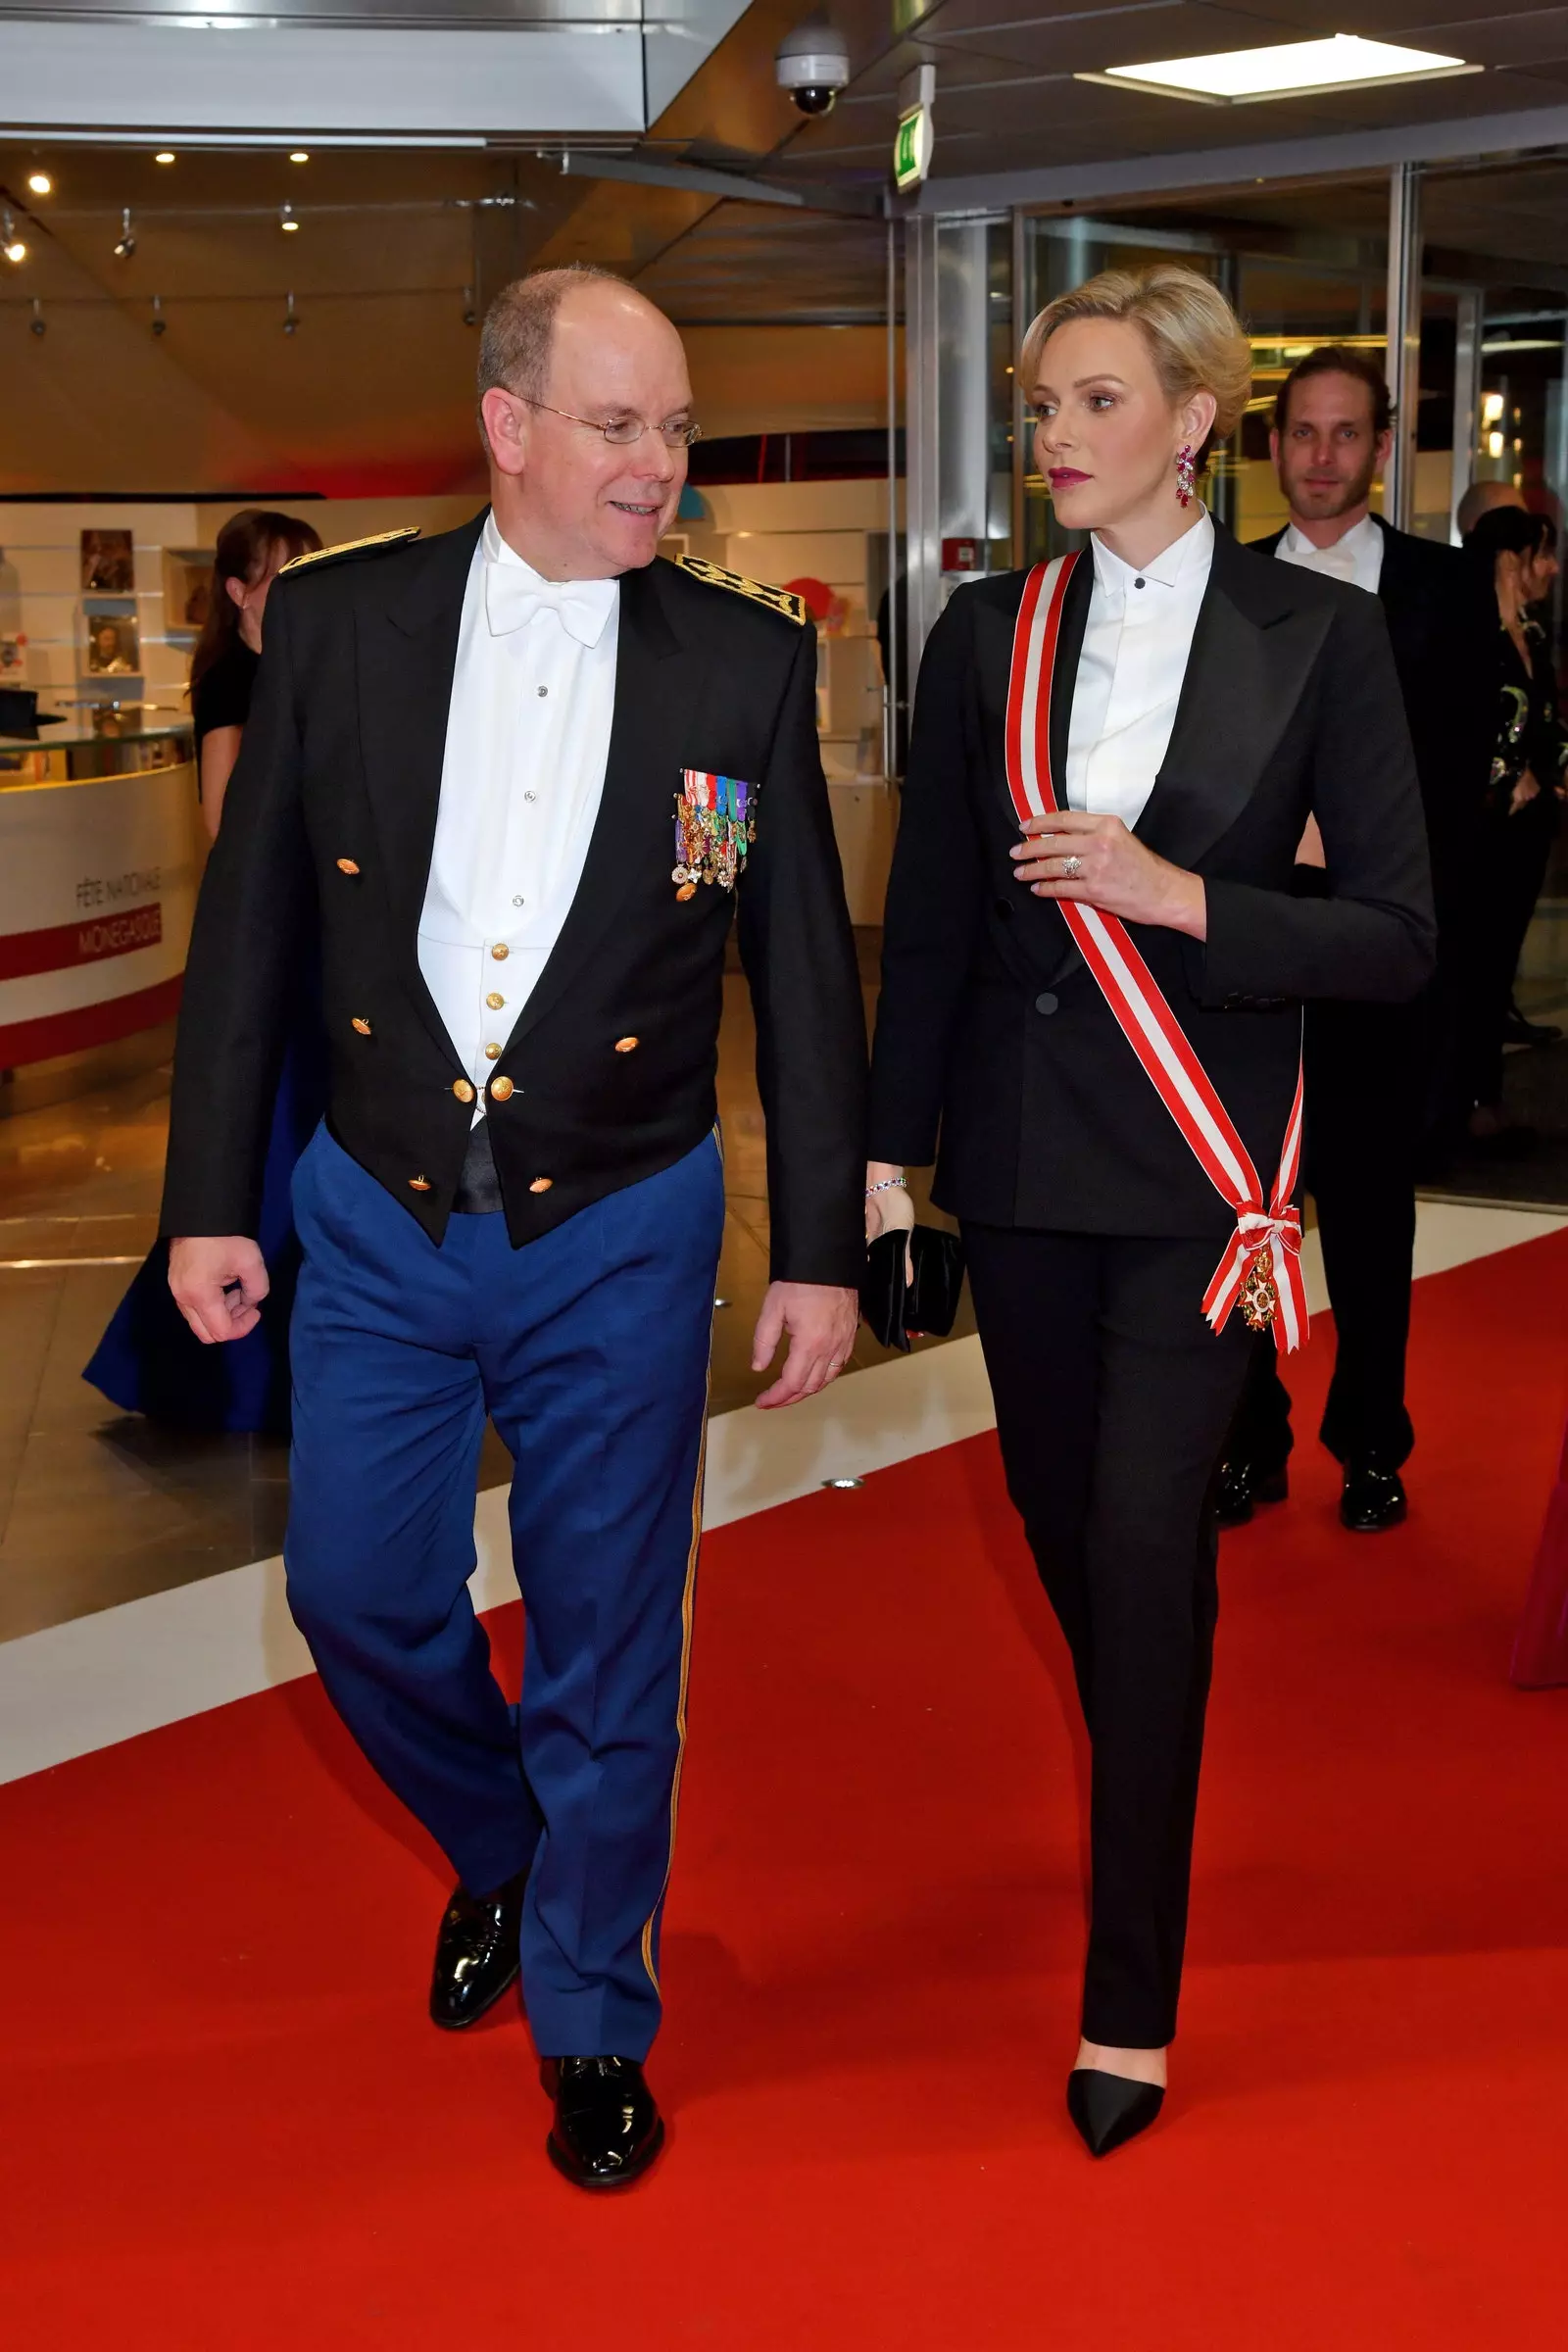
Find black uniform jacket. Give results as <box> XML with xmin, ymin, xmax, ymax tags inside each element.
<box><xmin>1250</xmin><ymin>514</ymin><xmax>1495</xmax><ymax>920</ymax></box>
<box><xmin>867</xmin><ymin>522</ymin><xmax>1437</xmax><ymax>1242</ymax></box>
<box><xmin>161</xmin><ymin>514</ymin><xmax>867</xmax><ymax>1289</ymax></box>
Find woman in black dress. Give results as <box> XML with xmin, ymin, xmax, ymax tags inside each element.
<box><xmin>85</xmin><ymin>510</ymin><xmax>325</xmax><ymax>1431</ymax></box>
<box><xmin>1459</xmin><ymin>505</ymin><xmax>1565</xmax><ymax>1140</ymax></box>
<box><xmin>865</xmin><ymin>266</ymin><xmax>1434</xmax><ymax>2156</ymax></box>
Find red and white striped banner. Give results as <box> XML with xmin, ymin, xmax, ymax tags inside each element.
<box><xmin>1005</xmin><ymin>552</ymin><xmax>1307</xmax><ymax>1352</ymax></box>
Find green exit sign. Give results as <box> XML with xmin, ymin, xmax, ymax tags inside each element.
<box><xmin>894</xmin><ymin>103</ymin><xmax>932</xmax><ymax>192</ymax></box>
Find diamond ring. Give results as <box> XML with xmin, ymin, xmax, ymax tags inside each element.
<box><xmin>1060</xmin><ymin>854</ymin><xmax>1085</xmax><ymax>877</ymax></box>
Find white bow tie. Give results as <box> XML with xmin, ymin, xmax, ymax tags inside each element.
<box><xmin>484</xmin><ymin>563</ymin><xmax>612</xmax><ymax>648</ymax></box>
<box><xmin>1279</xmin><ymin>538</ymin><xmax>1358</xmax><ymax>583</ymax></box>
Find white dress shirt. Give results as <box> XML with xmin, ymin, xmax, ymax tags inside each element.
<box><xmin>1275</xmin><ymin>511</ymin><xmax>1384</xmax><ymax>595</ymax></box>
<box><xmin>1064</xmin><ymin>507</ymin><xmax>1214</xmax><ymax>830</ymax></box>
<box><xmin>417</xmin><ymin>514</ymin><xmax>619</xmax><ymax>1113</ymax></box>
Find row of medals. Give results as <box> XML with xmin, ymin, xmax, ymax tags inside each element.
<box><xmin>671</xmin><ymin>804</ymin><xmax>756</xmax><ymax>901</ymax></box>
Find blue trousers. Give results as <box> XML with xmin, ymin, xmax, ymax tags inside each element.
<box><xmin>285</xmin><ymin>1122</ymin><xmax>724</xmax><ymax>2060</ymax></box>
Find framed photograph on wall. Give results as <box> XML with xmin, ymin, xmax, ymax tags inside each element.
<box><xmin>80</xmin><ymin>528</ymin><xmax>135</xmax><ymax>595</ymax></box>
<box><xmin>162</xmin><ymin>547</ymin><xmax>214</xmax><ymax>639</ymax></box>
<box><xmin>82</xmin><ymin>611</ymin><xmax>141</xmax><ymax>676</ymax></box>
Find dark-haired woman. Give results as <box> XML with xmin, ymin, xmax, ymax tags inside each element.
<box><xmin>1459</xmin><ymin>506</ymin><xmax>1566</xmax><ymax>1144</ymax></box>
<box><xmin>866</xmin><ymin>266</ymin><xmax>1434</xmax><ymax>2156</ymax></box>
<box><xmin>84</xmin><ymin>511</ymin><xmax>327</xmax><ymax>1432</ymax></box>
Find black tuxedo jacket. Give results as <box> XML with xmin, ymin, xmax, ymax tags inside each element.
<box><xmin>867</xmin><ymin>523</ymin><xmax>1436</xmax><ymax>1241</ymax></box>
<box><xmin>161</xmin><ymin>514</ymin><xmax>867</xmax><ymax>1288</ymax></box>
<box><xmin>1250</xmin><ymin>514</ymin><xmax>1494</xmax><ymax>916</ymax></box>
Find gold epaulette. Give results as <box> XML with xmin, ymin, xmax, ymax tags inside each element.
<box><xmin>279</xmin><ymin>526</ymin><xmax>420</xmax><ymax>576</ymax></box>
<box><xmin>673</xmin><ymin>554</ymin><xmax>808</xmax><ymax>626</ymax></box>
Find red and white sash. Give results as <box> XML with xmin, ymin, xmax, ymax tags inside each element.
<box><xmin>1005</xmin><ymin>552</ymin><xmax>1308</xmax><ymax>1352</ymax></box>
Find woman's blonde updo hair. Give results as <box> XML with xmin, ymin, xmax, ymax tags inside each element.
<box><xmin>1020</xmin><ymin>263</ymin><xmax>1252</xmax><ymax>469</ymax></box>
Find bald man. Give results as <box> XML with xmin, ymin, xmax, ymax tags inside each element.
<box><xmin>1457</xmin><ymin>476</ymin><xmax>1526</xmax><ymax>538</ymax></box>
<box><xmin>162</xmin><ymin>267</ymin><xmax>865</xmax><ymax>2188</ymax></box>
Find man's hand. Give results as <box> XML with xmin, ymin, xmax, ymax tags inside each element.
<box><xmin>751</xmin><ymin>1281</ymin><xmax>858</xmax><ymax>1409</ymax></box>
<box><xmin>169</xmin><ymin>1235</ymin><xmax>270</xmax><ymax>1345</ymax></box>
<box><xmin>1011</xmin><ymin>808</ymin><xmax>1207</xmax><ymax>938</ymax></box>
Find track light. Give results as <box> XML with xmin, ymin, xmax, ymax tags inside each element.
<box><xmin>2</xmin><ymin>209</ymin><xmax>24</xmax><ymax>265</ymax></box>
<box><xmin>114</xmin><ymin>206</ymin><xmax>136</xmax><ymax>259</ymax></box>
<box><xmin>26</xmin><ymin>172</ymin><xmax>52</xmax><ymax>197</ymax></box>
<box><xmin>30</xmin><ymin>298</ymin><xmax>44</xmax><ymax>337</ymax></box>
<box><xmin>283</xmin><ymin>290</ymin><xmax>299</xmax><ymax>335</ymax></box>
<box><xmin>151</xmin><ymin>294</ymin><xmax>166</xmax><ymax>337</ymax></box>
<box><xmin>279</xmin><ymin>202</ymin><xmax>299</xmax><ymax>233</ymax></box>
<box><xmin>463</xmin><ymin>283</ymin><xmax>477</xmax><ymax>327</ymax></box>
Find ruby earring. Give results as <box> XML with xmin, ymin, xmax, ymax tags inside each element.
<box><xmin>1175</xmin><ymin>444</ymin><xmax>1196</xmax><ymax>507</ymax></box>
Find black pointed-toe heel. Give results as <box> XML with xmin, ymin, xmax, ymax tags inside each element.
<box><xmin>1067</xmin><ymin>2068</ymin><xmax>1165</xmax><ymax>2158</ymax></box>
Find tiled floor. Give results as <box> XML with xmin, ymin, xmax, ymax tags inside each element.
<box><xmin>0</xmin><ymin>939</ymin><xmax>972</xmax><ymax>1643</ymax></box>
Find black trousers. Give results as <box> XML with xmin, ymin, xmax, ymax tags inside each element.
<box><xmin>1459</xmin><ymin>799</ymin><xmax>1559</xmax><ymax>1112</ymax></box>
<box><xmin>963</xmin><ymin>1224</ymin><xmax>1252</xmax><ymax>2049</ymax></box>
<box><xmin>1229</xmin><ymin>996</ymin><xmax>1425</xmax><ymax>1474</ymax></box>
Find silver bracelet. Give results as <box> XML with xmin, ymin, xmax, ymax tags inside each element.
<box><xmin>864</xmin><ymin>1175</ymin><xmax>908</xmax><ymax>1198</ymax></box>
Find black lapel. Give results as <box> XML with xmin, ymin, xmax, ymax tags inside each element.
<box><xmin>1134</xmin><ymin>525</ymin><xmax>1328</xmax><ymax>869</ymax></box>
<box><xmin>504</xmin><ymin>559</ymin><xmax>690</xmax><ymax>1052</ymax></box>
<box><xmin>358</xmin><ymin>511</ymin><xmax>486</xmax><ymax>1062</ymax></box>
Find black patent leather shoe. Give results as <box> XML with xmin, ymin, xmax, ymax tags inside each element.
<box><xmin>1067</xmin><ymin>2068</ymin><xmax>1165</xmax><ymax>2159</ymax></box>
<box><xmin>1215</xmin><ymin>1457</ymin><xmax>1288</xmax><ymax>1529</ymax></box>
<box><xmin>428</xmin><ymin>1870</ymin><xmax>524</xmax><ymax>2031</ymax></box>
<box><xmin>1340</xmin><ymin>1459</ymin><xmax>1407</xmax><ymax>1533</ymax></box>
<box><xmin>547</xmin><ymin>2056</ymin><xmax>664</xmax><ymax>2191</ymax></box>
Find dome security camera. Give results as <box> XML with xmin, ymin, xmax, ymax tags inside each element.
<box><xmin>775</xmin><ymin>20</ymin><xmax>849</xmax><ymax>117</ymax></box>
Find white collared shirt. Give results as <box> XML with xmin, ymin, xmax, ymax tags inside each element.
<box><xmin>417</xmin><ymin>514</ymin><xmax>619</xmax><ymax>1111</ymax></box>
<box><xmin>1275</xmin><ymin>511</ymin><xmax>1384</xmax><ymax>595</ymax></box>
<box><xmin>1064</xmin><ymin>507</ymin><xmax>1214</xmax><ymax>829</ymax></box>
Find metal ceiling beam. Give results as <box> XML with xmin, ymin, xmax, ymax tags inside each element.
<box><xmin>915</xmin><ymin>99</ymin><xmax>1568</xmax><ymax>218</ymax></box>
<box><xmin>558</xmin><ymin>151</ymin><xmax>878</xmax><ymax>215</ymax></box>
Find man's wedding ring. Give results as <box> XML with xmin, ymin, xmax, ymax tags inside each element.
<box><xmin>1060</xmin><ymin>854</ymin><xmax>1085</xmax><ymax>877</ymax></box>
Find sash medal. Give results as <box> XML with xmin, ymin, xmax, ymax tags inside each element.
<box><xmin>1005</xmin><ymin>553</ymin><xmax>1309</xmax><ymax>1352</ymax></box>
<box><xmin>674</xmin><ymin>769</ymin><xmax>756</xmax><ymax>900</ymax></box>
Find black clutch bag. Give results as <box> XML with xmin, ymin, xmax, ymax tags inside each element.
<box><xmin>860</xmin><ymin>1225</ymin><xmax>965</xmax><ymax>1353</ymax></box>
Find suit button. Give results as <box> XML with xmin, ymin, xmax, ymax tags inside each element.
<box><xmin>490</xmin><ymin>1076</ymin><xmax>514</xmax><ymax>1102</ymax></box>
<box><xmin>409</xmin><ymin>1175</ymin><xmax>431</xmax><ymax>1193</ymax></box>
<box><xmin>1034</xmin><ymin>992</ymin><xmax>1059</xmax><ymax>1016</ymax></box>
<box><xmin>453</xmin><ymin>1079</ymin><xmax>475</xmax><ymax>1103</ymax></box>
<box><xmin>993</xmin><ymin>897</ymin><xmax>1014</xmax><ymax>921</ymax></box>
<box><xmin>351</xmin><ymin>1016</ymin><xmax>371</xmax><ymax>1035</ymax></box>
<box><xmin>336</xmin><ymin>858</ymin><xmax>361</xmax><ymax>876</ymax></box>
<box><xmin>528</xmin><ymin>1176</ymin><xmax>553</xmax><ymax>1194</ymax></box>
<box><xmin>485</xmin><ymin>992</ymin><xmax>505</xmax><ymax>1010</ymax></box>
<box><xmin>614</xmin><ymin>1036</ymin><xmax>639</xmax><ymax>1054</ymax></box>
<box><xmin>491</xmin><ymin>943</ymin><xmax>509</xmax><ymax>961</ymax></box>
<box><xmin>484</xmin><ymin>1042</ymin><xmax>501</xmax><ymax>1060</ymax></box>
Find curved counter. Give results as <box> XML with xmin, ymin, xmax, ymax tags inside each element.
<box><xmin>0</xmin><ymin>725</ymin><xmax>202</xmax><ymax>1076</ymax></box>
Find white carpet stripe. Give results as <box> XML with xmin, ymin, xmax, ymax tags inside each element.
<box><xmin>0</xmin><ymin>1198</ymin><xmax>1560</xmax><ymax>1788</ymax></box>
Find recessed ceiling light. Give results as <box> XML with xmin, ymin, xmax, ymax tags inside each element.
<box><xmin>280</xmin><ymin>204</ymin><xmax>300</xmax><ymax>231</ymax></box>
<box><xmin>154</xmin><ymin>151</ymin><xmax>176</xmax><ymax>165</ymax></box>
<box><xmin>26</xmin><ymin>172</ymin><xmax>52</xmax><ymax>196</ymax></box>
<box><xmin>3</xmin><ymin>238</ymin><xmax>26</xmax><ymax>265</ymax></box>
<box><xmin>1081</xmin><ymin>34</ymin><xmax>1476</xmax><ymax>106</ymax></box>
<box><xmin>289</xmin><ymin>150</ymin><xmax>310</xmax><ymax>164</ymax></box>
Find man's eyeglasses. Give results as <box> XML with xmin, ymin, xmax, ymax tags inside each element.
<box><xmin>522</xmin><ymin>398</ymin><xmax>701</xmax><ymax>450</ymax></box>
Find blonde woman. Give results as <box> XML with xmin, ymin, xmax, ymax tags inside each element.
<box><xmin>866</xmin><ymin>268</ymin><xmax>1434</xmax><ymax>2155</ymax></box>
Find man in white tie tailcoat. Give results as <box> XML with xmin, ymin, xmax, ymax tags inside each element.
<box><xmin>1219</xmin><ymin>345</ymin><xmax>1494</xmax><ymax>1535</ymax></box>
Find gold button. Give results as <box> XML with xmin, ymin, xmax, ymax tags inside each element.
<box><xmin>336</xmin><ymin>857</ymin><xmax>361</xmax><ymax>875</ymax></box>
<box><xmin>351</xmin><ymin>1016</ymin><xmax>371</xmax><ymax>1036</ymax></box>
<box><xmin>614</xmin><ymin>1035</ymin><xmax>639</xmax><ymax>1054</ymax></box>
<box><xmin>486</xmin><ymin>992</ymin><xmax>505</xmax><ymax>1010</ymax></box>
<box><xmin>484</xmin><ymin>1043</ymin><xmax>501</xmax><ymax>1060</ymax></box>
<box><xmin>490</xmin><ymin>1076</ymin><xmax>514</xmax><ymax>1102</ymax></box>
<box><xmin>409</xmin><ymin>1175</ymin><xmax>431</xmax><ymax>1193</ymax></box>
<box><xmin>491</xmin><ymin>943</ymin><xmax>509</xmax><ymax>961</ymax></box>
<box><xmin>453</xmin><ymin>1079</ymin><xmax>475</xmax><ymax>1104</ymax></box>
<box><xmin>528</xmin><ymin>1176</ymin><xmax>553</xmax><ymax>1194</ymax></box>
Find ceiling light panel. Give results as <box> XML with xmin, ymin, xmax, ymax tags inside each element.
<box><xmin>1083</xmin><ymin>35</ymin><xmax>1477</xmax><ymax>107</ymax></box>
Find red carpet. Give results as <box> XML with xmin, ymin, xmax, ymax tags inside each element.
<box><xmin>4</xmin><ymin>1236</ymin><xmax>1568</xmax><ymax>2347</ymax></box>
